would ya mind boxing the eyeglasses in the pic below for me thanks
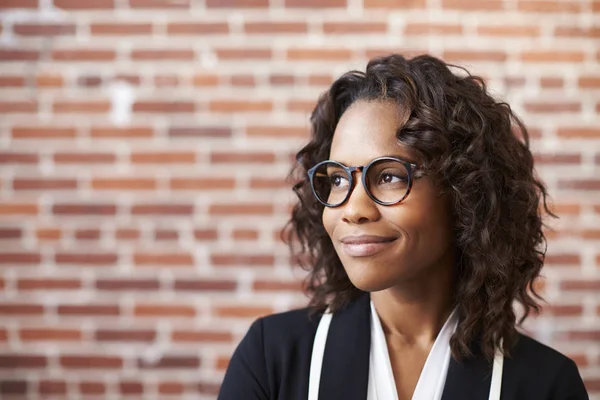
[307,156,421,208]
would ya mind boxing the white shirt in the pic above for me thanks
[367,301,459,400]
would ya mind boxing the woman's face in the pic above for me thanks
[322,99,455,292]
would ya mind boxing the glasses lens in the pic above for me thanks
[365,159,410,204]
[311,162,350,206]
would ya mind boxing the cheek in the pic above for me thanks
[322,208,336,237]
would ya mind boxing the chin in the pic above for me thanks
[342,261,399,293]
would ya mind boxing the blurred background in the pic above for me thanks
[0,0,598,398]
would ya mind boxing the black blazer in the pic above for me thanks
[218,292,589,400]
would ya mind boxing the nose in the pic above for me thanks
[341,175,380,224]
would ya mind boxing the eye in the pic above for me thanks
[377,172,406,185]
[330,173,349,188]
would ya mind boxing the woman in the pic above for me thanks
[217,54,589,400]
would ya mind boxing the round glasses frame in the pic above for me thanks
[307,156,422,208]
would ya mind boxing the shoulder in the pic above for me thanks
[504,332,588,399]
[249,305,321,350]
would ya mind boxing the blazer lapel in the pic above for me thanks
[441,353,493,400]
[318,292,371,400]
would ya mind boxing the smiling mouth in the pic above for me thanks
[340,235,398,257]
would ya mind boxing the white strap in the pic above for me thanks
[308,311,332,400]
[488,341,504,400]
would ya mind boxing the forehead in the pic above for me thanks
[329,100,412,164]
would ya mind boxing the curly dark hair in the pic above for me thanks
[283,54,555,363]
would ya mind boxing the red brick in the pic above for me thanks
[35,73,64,87]
[60,355,123,369]
[441,0,503,9]
[269,74,295,85]
[539,77,564,88]
[173,279,237,291]
[54,0,114,8]
[134,304,196,317]
[477,25,539,37]
[91,23,153,35]
[134,252,194,266]
[0,0,38,7]
[0,381,28,395]
[0,355,47,368]
[0,252,40,264]
[0,76,26,86]
[192,74,219,86]
[244,22,307,34]
[96,279,160,291]
[120,381,144,395]
[211,253,275,266]
[253,279,303,291]
[554,26,600,38]
[578,76,600,88]
[96,330,156,342]
[133,101,195,113]
[158,382,186,394]
[206,0,267,6]
[36,228,61,240]
[131,49,195,60]
[521,51,585,63]
[169,126,232,138]
[14,23,75,36]
[533,153,580,164]
[131,204,194,215]
[76,75,102,86]
[0,228,22,239]
[80,382,106,395]
[129,0,190,7]
[216,356,229,370]
[215,48,272,60]
[558,179,600,190]
[167,22,229,34]
[232,229,259,240]
[405,23,463,35]
[287,48,352,61]
[249,178,288,189]
[131,152,196,164]
[39,380,67,395]
[230,74,255,87]
[308,74,333,86]
[58,304,120,316]
[138,355,200,368]
[18,279,81,290]
[52,49,116,61]
[155,229,178,240]
[53,101,110,113]
[90,127,154,138]
[209,203,273,215]
[53,203,116,215]
[518,1,582,12]
[213,305,273,318]
[198,382,221,395]
[287,100,316,113]
[524,102,581,113]
[253,125,307,138]
[116,229,140,240]
[172,330,232,342]
[92,178,157,190]
[557,128,600,138]
[170,178,235,190]
[154,74,179,87]
[0,303,44,315]
[0,101,37,113]
[13,178,76,190]
[323,22,387,34]
[560,280,600,291]
[194,229,218,241]
[443,50,507,62]
[12,127,75,139]
[0,203,38,215]
[565,330,600,341]
[55,253,118,266]
[0,49,40,61]
[19,328,82,341]
[210,151,275,163]
[210,100,272,113]
[285,0,345,5]
[541,304,583,317]
[76,229,102,240]
[54,152,116,163]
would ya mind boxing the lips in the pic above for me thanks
[339,235,398,257]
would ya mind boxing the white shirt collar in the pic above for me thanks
[368,300,459,400]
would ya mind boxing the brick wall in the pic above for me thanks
[0,0,598,398]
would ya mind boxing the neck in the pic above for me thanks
[370,249,456,348]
